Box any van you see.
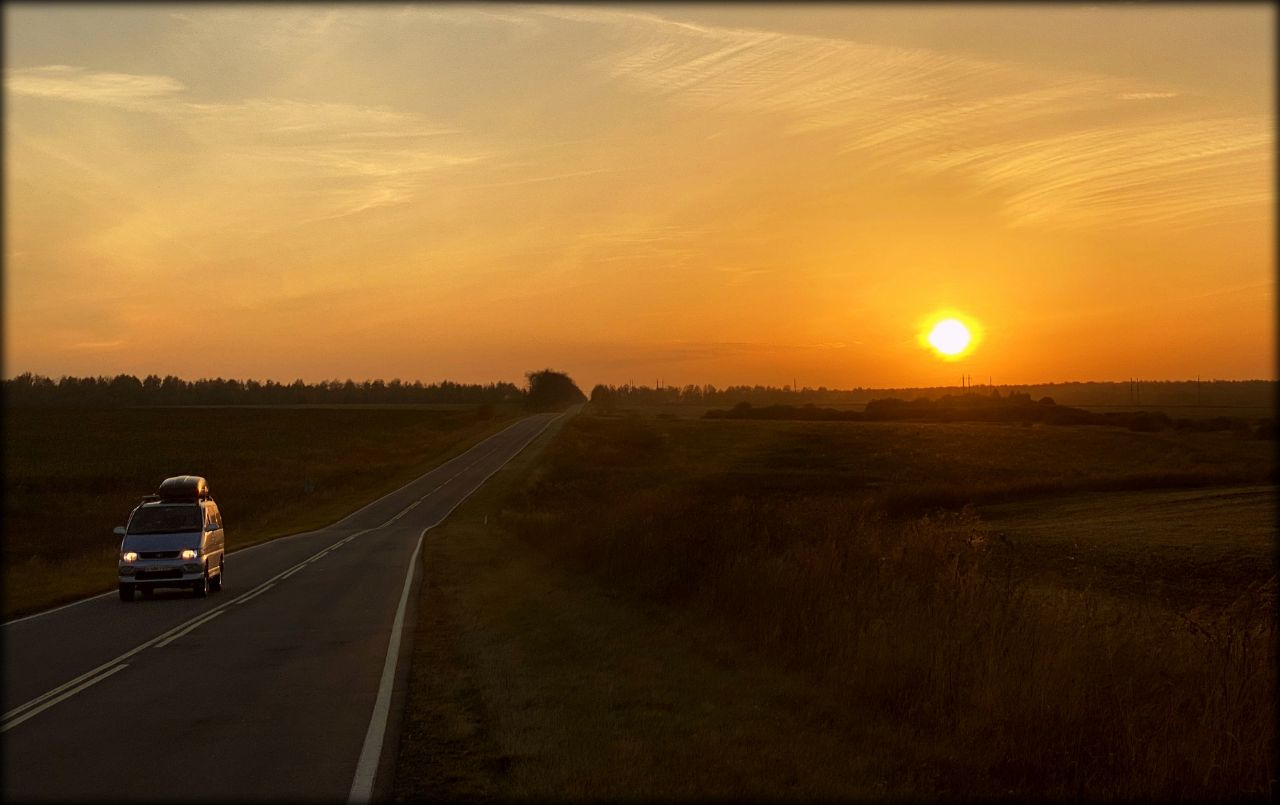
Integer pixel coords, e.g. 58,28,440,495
116,475,225,602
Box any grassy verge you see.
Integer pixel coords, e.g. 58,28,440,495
393,413,917,800
396,413,1274,799
3,404,519,618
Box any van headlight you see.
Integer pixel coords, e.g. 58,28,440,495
180,549,198,560
120,551,138,564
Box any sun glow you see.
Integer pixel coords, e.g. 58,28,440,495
919,312,981,362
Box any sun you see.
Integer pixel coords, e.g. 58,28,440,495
918,311,981,361
928,318,971,356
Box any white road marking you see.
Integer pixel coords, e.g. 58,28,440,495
0,591,117,627
153,610,224,648
349,410,567,803
234,583,275,605
1,665,128,733
387,501,422,523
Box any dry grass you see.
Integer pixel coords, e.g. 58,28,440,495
2,404,517,618
494,414,1276,799
393,418,912,801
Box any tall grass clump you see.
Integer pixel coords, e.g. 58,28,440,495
503,415,1276,799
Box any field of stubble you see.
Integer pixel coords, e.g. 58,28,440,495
396,410,1275,800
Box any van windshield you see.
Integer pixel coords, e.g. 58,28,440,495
128,505,201,534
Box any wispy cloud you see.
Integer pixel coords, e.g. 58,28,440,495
8,65,486,222
6,65,185,107
914,117,1271,228
180,98,484,219
543,7,1270,230
585,338,856,370
67,339,125,351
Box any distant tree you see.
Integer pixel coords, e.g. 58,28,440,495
525,369,586,411
590,383,617,414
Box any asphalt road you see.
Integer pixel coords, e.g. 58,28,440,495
2,411,566,802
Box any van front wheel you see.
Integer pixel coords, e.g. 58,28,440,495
209,562,223,593
192,570,208,598
119,583,135,602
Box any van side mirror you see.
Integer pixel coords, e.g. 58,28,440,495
113,526,127,536
206,522,218,532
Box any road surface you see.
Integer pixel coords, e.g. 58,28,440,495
2,411,567,802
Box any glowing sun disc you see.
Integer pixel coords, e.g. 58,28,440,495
928,318,971,356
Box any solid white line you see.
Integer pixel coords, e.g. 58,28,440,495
0,664,129,733
234,583,275,605
348,410,568,803
0,590,116,627
153,610,224,648
347,525,425,805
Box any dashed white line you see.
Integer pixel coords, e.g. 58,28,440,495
153,611,224,648
235,583,275,605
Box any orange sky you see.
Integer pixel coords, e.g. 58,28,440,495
4,4,1274,389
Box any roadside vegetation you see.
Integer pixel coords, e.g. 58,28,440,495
2,404,517,618
396,409,1275,800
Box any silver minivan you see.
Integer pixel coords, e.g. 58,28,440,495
116,475,225,601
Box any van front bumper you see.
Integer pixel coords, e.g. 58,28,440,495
119,561,204,587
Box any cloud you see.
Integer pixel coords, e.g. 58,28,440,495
585,339,855,369
67,339,125,351
5,65,185,107
545,7,1268,230
178,99,484,220
8,65,486,222
913,117,1271,228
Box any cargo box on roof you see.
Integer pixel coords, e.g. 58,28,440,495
157,475,210,501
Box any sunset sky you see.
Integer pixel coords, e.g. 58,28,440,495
4,3,1274,389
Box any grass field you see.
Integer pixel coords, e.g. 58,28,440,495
394,408,1275,800
2,404,519,618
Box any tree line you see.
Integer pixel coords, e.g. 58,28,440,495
590,379,1276,410
3,372,524,407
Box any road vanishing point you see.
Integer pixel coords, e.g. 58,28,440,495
2,411,566,802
